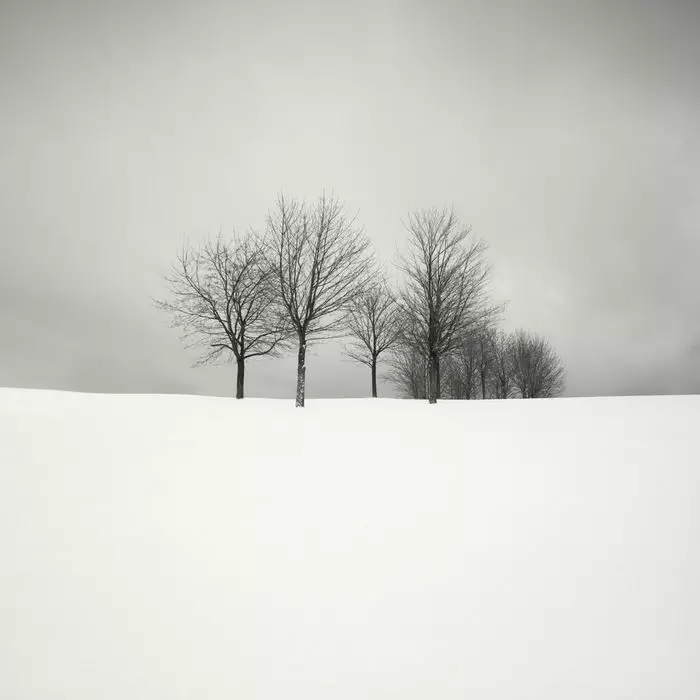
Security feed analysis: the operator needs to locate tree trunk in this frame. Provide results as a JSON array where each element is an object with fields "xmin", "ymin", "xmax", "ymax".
[
  {"xmin": 428, "ymin": 352, "xmax": 438, "ymax": 404},
  {"xmin": 371, "ymin": 359, "xmax": 377, "ymax": 398},
  {"xmin": 481, "ymin": 370, "xmax": 486, "ymax": 400},
  {"xmin": 435, "ymin": 356, "xmax": 441, "ymax": 400},
  {"xmin": 295, "ymin": 337, "xmax": 307, "ymax": 408},
  {"xmin": 236, "ymin": 358, "xmax": 245, "ymax": 399}
]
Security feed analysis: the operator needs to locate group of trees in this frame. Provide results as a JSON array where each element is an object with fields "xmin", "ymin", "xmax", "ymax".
[
  {"xmin": 156, "ymin": 193, "xmax": 565, "ymax": 406},
  {"xmin": 392, "ymin": 326, "xmax": 565, "ymax": 401}
]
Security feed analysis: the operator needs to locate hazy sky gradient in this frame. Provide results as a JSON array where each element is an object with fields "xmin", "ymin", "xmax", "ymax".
[{"xmin": 1, "ymin": 0, "xmax": 699, "ymax": 398}]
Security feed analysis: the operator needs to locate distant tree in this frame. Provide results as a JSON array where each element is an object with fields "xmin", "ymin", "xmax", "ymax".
[
  {"xmin": 344, "ymin": 277, "xmax": 402, "ymax": 397},
  {"xmin": 395, "ymin": 207, "xmax": 495, "ymax": 404},
  {"xmin": 476, "ymin": 325, "xmax": 498, "ymax": 399},
  {"xmin": 510, "ymin": 329, "xmax": 566, "ymax": 398},
  {"xmin": 489, "ymin": 330, "xmax": 515, "ymax": 399},
  {"xmin": 266, "ymin": 193, "xmax": 373, "ymax": 407},
  {"xmin": 387, "ymin": 343, "xmax": 427, "ymax": 399},
  {"xmin": 442, "ymin": 333, "xmax": 480, "ymax": 399},
  {"xmin": 156, "ymin": 233, "xmax": 288, "ymax": 399}
]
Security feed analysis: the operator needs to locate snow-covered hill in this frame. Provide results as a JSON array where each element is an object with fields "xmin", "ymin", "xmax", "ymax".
[{"xmin": 2, "ymin": 388, "xmax": 699, "ymax": 699}]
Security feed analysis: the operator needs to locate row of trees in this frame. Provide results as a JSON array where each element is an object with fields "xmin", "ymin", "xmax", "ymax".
[
  {"xmin": 156, "ymin": 193, "xmax": 565, "ymax": 406},
  {"xmin": 389, "ymin": 327, "xmax": 565, "ymax": 400}
]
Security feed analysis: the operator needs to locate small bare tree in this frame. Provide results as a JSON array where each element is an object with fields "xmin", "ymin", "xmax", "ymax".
[
  {"xmin": 477, "ymin": 324, "xmax": 498, "ymax": 399},
  {"xmin": 442, "ymin": 334, "xmax": 479, "ymax": 399},
  {"xmin": 344, "ymin": 278, "xmax": 402, "ymax": 397},
  {"xmin": 266, "ymin": 193, "xmax": 373, "ymax": 407},
  {"xmin": 395, "ymin": 208, "xmax": 496, "ymax": 403},
  {"xmin": 387, "ymin": 343, "xmax": 427, "ymax": 399},
  {"xmin": 155, "ymin": 233, "xmax": 288, "ymax": 399},
  {"xmin": 510, "ymin": 329, "xmax": 566, "ymax": 398},
  {"xmin": 489, "ymin": 330, "xmax": 515, "ymax": 399}
]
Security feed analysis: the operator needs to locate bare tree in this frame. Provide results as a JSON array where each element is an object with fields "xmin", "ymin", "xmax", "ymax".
[
  {"xmin": 476, "ymin": 324, "xmax": 498, "ymax": 399},
  {"xmin": 510, "ymin": 329, "xmax": 566, "ymax": 398},
  {"xmin": 442, "ymin": 334, "xmax": 479, "ymax": 399},
  {"xmin": 395, "ymin": 208, "xmax": 495, "ymax": 403},
  {"xmin": 266, "ymin": 193, "xmax": 373, "ymax": 407},
  {"xmin": 387, "ymin": 342, "xmax": 427, "ymax": 399},
  {"xmin": 489, "ymin": 330, "xmax": 515, "ymax": 399},
  {"xmin": 344, "ymin": 277, "xmax": 402, "ymax": 397},
  {"xmin": 155, "ymin": 232, "xmax": 288, "ymax": 399}
]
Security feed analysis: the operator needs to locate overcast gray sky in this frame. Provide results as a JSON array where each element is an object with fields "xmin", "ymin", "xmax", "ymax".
[{"xmin": 1, "ymin": 0, "xmax": 699, "ymax": 399}]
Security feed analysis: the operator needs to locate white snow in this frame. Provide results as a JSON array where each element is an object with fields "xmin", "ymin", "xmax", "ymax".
[{"xmin": 1, "ymin": 388, "xmax": 699, "ymax": 699}]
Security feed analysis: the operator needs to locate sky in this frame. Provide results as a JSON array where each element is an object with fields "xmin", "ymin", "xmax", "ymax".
[{"xmin": 1, "ymin": 0, "xmax": 699, "ymax": 399}]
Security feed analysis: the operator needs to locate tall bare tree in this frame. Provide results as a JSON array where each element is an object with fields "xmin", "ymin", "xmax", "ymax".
[
  {"xmin": 395, "ymin": 207, "xmax": 495, "ymax": 403},
  {"xmin": 344, "ymin": 277, "xmax": 402, "ymax": 397},
  {"xmin": 510, "ymin": 329, "xmax": 566, "ymax": 398},
  {"xmin": 266, "ymin": 193, "xmax": 373, "ymax": 407},
  {"xmin": 155, "ymin": 233, "xmax": 288, "ymax": 399}
]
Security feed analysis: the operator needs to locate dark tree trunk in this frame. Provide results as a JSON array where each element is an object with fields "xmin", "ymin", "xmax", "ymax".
[
  {"xmin": 371, "ymin": 359, "xmax": 378, "ymax": 398},
  {"xmin": 435, "ymin": 356, "xmax": 441, "ymax": 400},
  {"xmin": 428, "ymin": 352, "xmax": 438, "ymax": 404},
  {"xmin": 295, "ymin": 337, "xmax": 307, "ymax": 408},
  {"xmin": 481, "ymin": 370, "xmax": 487, "ymax": 400},
  {"xmin": 236, "ymin": 358, "xmax": 245, "ymax": 399}
]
